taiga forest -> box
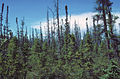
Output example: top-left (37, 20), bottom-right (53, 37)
top-left (0, 0), bottom-right (120, 79)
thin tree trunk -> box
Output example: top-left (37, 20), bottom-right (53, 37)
top-left (102, 3), bottom-right (110, 49)
top-left (6, 6), bottom-right (9, 39)
top-left (0, 3), bottom-right (4, 38)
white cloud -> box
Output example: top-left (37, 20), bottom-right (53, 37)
top-left (113, 13), bottom-right (120, 33)
top-left (31, 12), bottom-right (120, 36)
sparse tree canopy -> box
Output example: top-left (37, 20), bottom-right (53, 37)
top-left (0, 0), bottom-right (120, 79)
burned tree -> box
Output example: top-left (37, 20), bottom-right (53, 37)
top-left (6, 6), bottom-right (9, 39)
top-left (56, 0), bottom-right (60, 41)
top-left (25, 26), bottom-right (28, 41)
top-left (65, 5), bottom-right (70, 35)
top-left (74, 20), bottom-right (81, 50)
top-left (60, 19), bottom-right (64, 47)
top-left (47, 9), bottom-right (50, 46)
top-left (39, 22), bottom-right (43, 43)
top-left (32, 28), bottom-right (34, 44)
top-left (3, 25), bottom-right (5, 39)
top-left (16, 17), bottom-right (19, 40)
top-left (0, 3), bottom-right (4, 39)
top-left (35, 28), bottom-right (38, 39)
top-left (63, 5), bottom-right (70, 54)
top-left (96, 0), bottom-right (110, 49)
top-left (20, 18), bottom-right (25, 45)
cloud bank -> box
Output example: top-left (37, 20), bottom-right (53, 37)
top-left (31, 12), bottom-right (120, 36)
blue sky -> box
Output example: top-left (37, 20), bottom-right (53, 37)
top-left (0, 0), bottom-right (120, 35)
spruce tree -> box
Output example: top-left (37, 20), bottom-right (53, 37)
top-left (63, 5), bottom-right (70, 54)
top-left (6, 37), bottom-right (22, 78)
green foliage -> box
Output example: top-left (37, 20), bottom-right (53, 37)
top-left (32, 38), bottom-right (41, 53)
top-left (0, 0), bottom-right (120, 78)
top-left (2, 37), bottom-right (23, 78)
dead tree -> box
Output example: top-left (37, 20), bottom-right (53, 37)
top-left (102, 1), bottom-right (110, 49)
top-left (6, 6), bottom-right (9, 39)
top-left (0, 3), bottom-right (4, 38)
top-left (3, 25), bottom-right (5, 39)
top-left (60, 19), bottom-right (64, 47)
top-left (86, 18), bottom-right (89, 33)
top-left (47, 9), bottom-right (50, 46)
top-left (25, 26), bottom-right (28, 42)
top-left (56, 0), bottom-right (61, 53)
top-left (21, 18), bottom-right (24, 45)
top-left (16, 17), bottom-right (19, 40)
top-left (32, 28), bottom-right (34, 44)
top-left (39, 22), bottom-right (43, 43)
top-left (35, 28), bottom-right (38, 39)
top-left (65, 5), bottom-right (70, 35)
top-left (74, 20), bottom-right (81, 50)
top-left (29, 28), bottom-right (32, 47)
top-left (57, 0), bottom-right (60, 42)
top-left (48, 7), bottom-right (55, 38)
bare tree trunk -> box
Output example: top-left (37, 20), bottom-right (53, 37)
top-left (47, 9), bottom-right (50, 46)
top-left (65, 5), bottom-right (69, 34)
top-left (6, 6), bottom-right (9, 39)
top-left (21, 18), bottom-right (24, 45)
top-left (56, 0), bottom-right (61, 53)
top-left (40, 22), bottom-right (43, 43)
top-left (32, 28), bottom-right (34, 44)
top-left (60, 19), bottom-right (64, 47)
top-left (16, 17), bottom-right (19, 40)
top-left (102, 3), bottom-right (110, 49)
top-left (0, 3), bottom-right (4, 39)
top-left (3, 25), bottom-right (5, 39)
top-left (86, 18), bottom-right (89, 33)
top-left (25, 26), bottom-right (28, 41)
top-left (35, 28), bottom-right (38, 39)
